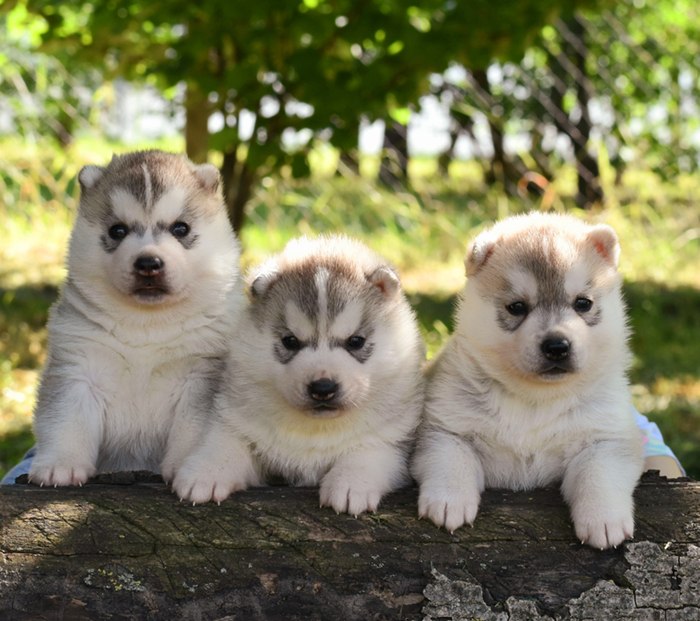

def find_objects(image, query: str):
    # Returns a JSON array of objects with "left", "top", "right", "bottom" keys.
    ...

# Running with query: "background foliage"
[{"left": 0, "top": 0, "right": 698, "bottom": 479}]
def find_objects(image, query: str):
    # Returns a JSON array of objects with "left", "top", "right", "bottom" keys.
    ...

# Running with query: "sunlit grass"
[{"left": 1, "top": 139, "right": 698, "bottom": 478}]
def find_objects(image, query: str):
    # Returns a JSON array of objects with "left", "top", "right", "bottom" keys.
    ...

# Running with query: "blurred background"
[{"left": 1, "top": 0, "right": 698, "bottom": 478}]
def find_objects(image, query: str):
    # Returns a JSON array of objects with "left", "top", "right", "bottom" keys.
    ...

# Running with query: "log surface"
[{"left": 1, "top": 472, "right": 698, "bottom": 620}]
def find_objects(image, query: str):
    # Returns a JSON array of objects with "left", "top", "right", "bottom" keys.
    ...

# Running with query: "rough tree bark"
[{"left": 1, "top": 472, "right": 698, "bottom": 621}]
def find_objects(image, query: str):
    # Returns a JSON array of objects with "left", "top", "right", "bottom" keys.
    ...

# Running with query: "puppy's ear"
[
  {"left": 249, "top": 269, "right": 278, "bottom": 299},
  {"left": 192, "top": 163, "right": 220, "bottom": 192},
  {"left": 367, "top": 266, "right": 400, "bottom": 298},
  {"left": 78, "top": 165, "right": 106, "bottom": 191},
  {"left": 466, "top": 233, "right": 495, "bottom": 276},
  {"left": 587, "top": 224, "right": 620, "bottom": 268}
]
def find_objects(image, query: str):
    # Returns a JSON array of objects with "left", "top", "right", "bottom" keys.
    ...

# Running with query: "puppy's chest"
[
  {"left": 471, "top": 407, "right": 584, "bottom": 487},
  {"left": 73, "top": 335, "right": 204, "bottom": 419}
]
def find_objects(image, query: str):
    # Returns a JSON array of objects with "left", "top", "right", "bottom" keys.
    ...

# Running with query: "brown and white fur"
[
  {"left": 173, "top": 236, "right": 425, "bottom": 515},
  {"left": 412, "top": 212, "right": 643, "bottom": 549},
  {"left": 29, "top": 150, "right": 242, "bottom": 486}
]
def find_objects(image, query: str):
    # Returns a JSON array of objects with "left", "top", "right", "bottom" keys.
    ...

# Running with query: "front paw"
[
  {"left": 29, "top": 460, "right": 96, "bottom": 487},
  {"left": 417, "top": 485, "right": 481, "bottom": 533},
  {"left": 319, "top": 470, "right": 384, "bottom": 517},
  {"left": 572, "top": 505, "right": 634, "bottom": 549},
  {"left": 172, "top": 462, "right": 250, "bottom": 505}
]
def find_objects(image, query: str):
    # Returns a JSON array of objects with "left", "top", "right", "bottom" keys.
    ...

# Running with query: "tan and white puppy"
[
  {"left": 173, "top": 236, "right": 425, "bottom": 515},
  {"left": 30, "top": 150, "right": 243, "bottom": 486},
  {"left": 412, "top": 212, "right": 643, "bottom": 549}
]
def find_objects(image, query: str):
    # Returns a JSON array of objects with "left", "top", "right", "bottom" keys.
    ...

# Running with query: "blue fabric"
[
  {"left": 1, "top": 446, "right": 35, "bottom": 484},
  {"left": 635, "top": 410, "right": 685, "bottom": 475}
]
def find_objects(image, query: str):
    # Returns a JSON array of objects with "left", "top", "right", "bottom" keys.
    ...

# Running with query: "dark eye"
[
  {"left": 506, "top": 301, "right": 529, "bottom": 316},
  {"left": 108, "top": 223, "right": 129, "bottom": 240},
  {"left": 170, "top": 221, "right": 190, "bottom": 238},
  {"left": 281, "top": 335, "right": 302, "bottom": 351},
  {"left": 574, "top": 297, "right": 593, "bottom": 313},
  {"left": 346, "top": 335, "right": 366, "bottom": 351}
]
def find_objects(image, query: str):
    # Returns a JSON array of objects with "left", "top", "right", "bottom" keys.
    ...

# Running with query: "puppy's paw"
[
  {"left": 319, "top": 471, "right": 383, "bottom": 516},
  {"left": 418, "top": 486, "right": 480, "bottom": 533},
  {"left": 573, "top": 506, "right": 634, "bottom": 549},
  {"left": 29, "top": 460, "right": 96, "bottom": 487},
  {"left": 172, "top": 463, "right": 249, "bottom": 505},
  {"left": 159, "top": 459, "right": 177, "bottom": 485}
]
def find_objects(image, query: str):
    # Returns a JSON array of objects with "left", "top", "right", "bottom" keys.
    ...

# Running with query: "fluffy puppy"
[
  {"left": 412, "top": 212, "right": 643, "bottom": 549},
  {"left": 173, "top": 236, "right": 425, "bottom": 515},
  {"left": 30, "top": 150, "right": 243, "bottom": 486}
]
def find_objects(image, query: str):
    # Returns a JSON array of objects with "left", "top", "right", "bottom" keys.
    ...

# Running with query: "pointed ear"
[
  {"left": 249, "top": 269, "right": 278, "bottom": 299},
  {"left": 78, "top": 165, "right": 106, "bottom": 190},
  {"left": 587, "top": 224, "right": 620, "bottom": 267},
  {"left": 466, "top": 233, "right": 495, "bottom": 276},
  {"left": 367, "top": 266, "right": 400, "bottom": 298},
  {"left": 192, "top": 163, "right": 220, "bottom": 192}
]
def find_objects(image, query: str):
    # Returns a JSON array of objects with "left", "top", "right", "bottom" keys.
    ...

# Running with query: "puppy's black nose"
[
  {"left": 540, "top": 337, "right": 571, "bottom": 361},
  {"left": 307, "top": 378, "right": 339, "bottom": 402},
  {"left": 134, "top": 255, "right": 164, "bottom": 276}
]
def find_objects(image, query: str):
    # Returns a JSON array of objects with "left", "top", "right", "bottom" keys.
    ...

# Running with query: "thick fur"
[
  {"left": 412, "top": 212, "right": 644, "bottom": 549},
  {"left": 30, "top": 150, "right": 243, "bottom": 486},
  {"left": 173, "top": 236, "right": 425, "bottom": 515}
]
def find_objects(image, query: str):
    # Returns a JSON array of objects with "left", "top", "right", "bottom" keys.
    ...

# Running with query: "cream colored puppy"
[
  {"left": 412, "top": 213, "right": 643, "bottom": 549},
  {"left": 173, "top": 236, "right": 425, "bottom": 515}
]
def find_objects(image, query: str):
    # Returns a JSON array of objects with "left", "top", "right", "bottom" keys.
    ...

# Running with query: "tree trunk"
[
  {"left": 568, "top": 15, "right": 604, "bottom": 208},
  {"left": 220, "top": 148, "right": 256, "bottom": 234},
  {"left": 553, "top": 16, "right": 604, "bottom": 209},
  {"left": 184, "top": 83, "right": 210, "bottom": 164},
  {"left": 337, "top": 150, "right": 360, "bottom": 176},
  {"left": 1, "top": 472, "right": 698, "bottom": 620},
  {"left": 378, "top": 121, "right": 409, "bottom": 188},
  {"left": 471, "top": 69, "right": 522, "bottom": 195}
]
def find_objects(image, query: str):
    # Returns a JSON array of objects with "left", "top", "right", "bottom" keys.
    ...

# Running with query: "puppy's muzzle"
[
  {"left": 540, "top": 336, "right": 570, "bottom": 361},
  {"left": 134, "top": 254, "right": 165, "bottom": 276},
  {"left": 307, "top": 378, "right": 339, "bottom": 403},
  {"left": 538, "top": 334, "right": 574, "bottom": 376},
  {"left": 132, "top": 254, "right": 169, "bottom": 299}
]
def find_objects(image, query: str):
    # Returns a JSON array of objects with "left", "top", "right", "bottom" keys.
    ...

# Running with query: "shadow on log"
[{"left": 1, "top": 472, "right": 698, "bottom": 620}]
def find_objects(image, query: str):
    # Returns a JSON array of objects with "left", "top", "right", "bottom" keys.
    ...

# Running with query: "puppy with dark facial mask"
[
  {"left": 173, "top": 236, "right": 425, "bottom": 516},
  {"left": 30, "top": 151, "right": 243, "bottom": 486},
  {"left": 412, "top": 213, "right": 643, "bottom": 549}
]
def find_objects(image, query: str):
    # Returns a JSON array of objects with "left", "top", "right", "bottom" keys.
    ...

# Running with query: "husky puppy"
[
  {"left": 412, "top": 213, "right": 643, "bottom": 549},
  {"left": 172, "top": 236, "right": 425, "bottom": 515},
  {"left": 29, "top": 150, "right": 242, "bottom": 486}
]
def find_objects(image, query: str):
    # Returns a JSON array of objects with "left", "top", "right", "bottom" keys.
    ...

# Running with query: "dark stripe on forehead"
[
  {"left": 115, "top": 166, "right": 165, "bottom": 212},
  {"left": 519, "top": 254, "right": 568, "bottom": 308},
  {"left": 100, "top": 152, "right": 172, "bottom": 212},
  {"left": 326, "top": 275, "right": 350, "bottom": 320},
  {"left": 290, "top": 272, "right": 321, "bottom": 322}
]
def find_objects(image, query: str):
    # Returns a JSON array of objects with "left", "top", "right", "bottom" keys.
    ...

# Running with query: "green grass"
[{"left": 1, "top": 139, "right": 698, "bottom": 479}]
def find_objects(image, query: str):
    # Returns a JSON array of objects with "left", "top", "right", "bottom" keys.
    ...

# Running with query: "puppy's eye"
[
  {"left": 108, "top": 223, "right": 129, "bottom": 240},
  {"left": 346, "top": 335, "right": 366, "bottom": 351},
  {"left": 170, "top": 221, "right": 190, "bottom": 238},
  {"left": 574, "top": 297, "right": 593, "bottom": 313},
  {"left": 506, "top": 301, "right": 529, "bottom": 316},
  {"left": 281, "top": 335, "right": 302, "bottom": 351}
]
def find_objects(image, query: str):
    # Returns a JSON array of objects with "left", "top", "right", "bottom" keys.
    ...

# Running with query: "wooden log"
[{"left": 1, "top": 472, "right": 698, "bottom": 620}]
